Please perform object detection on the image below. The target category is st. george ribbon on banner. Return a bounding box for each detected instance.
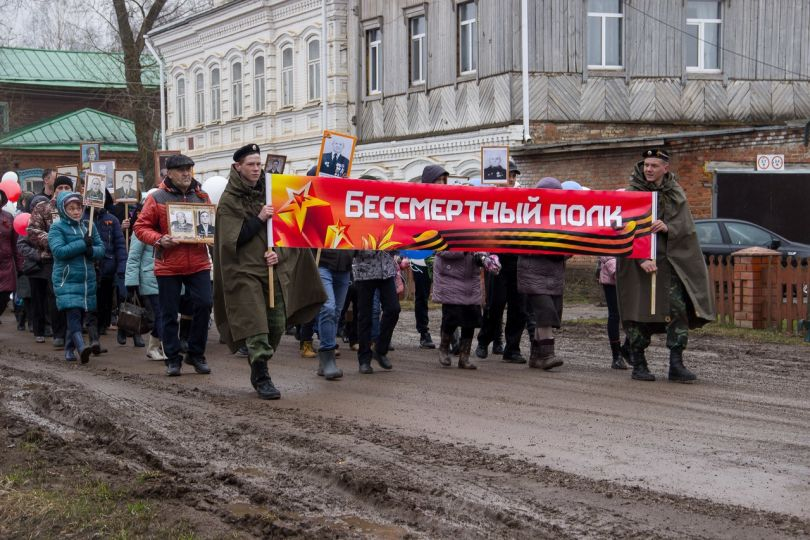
[269,175,655,259]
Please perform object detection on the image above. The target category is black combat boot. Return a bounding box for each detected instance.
[183,354,211,374]
[492,336,505,355]
[438,332,453,367]
[630,350,655,381]
[251,359,281,400]
[668,349,697,383]
[457,338,477,369]
[610,340,628,370]
[501,349,527,364]
[317,349,343,380]
[419,332,436,349]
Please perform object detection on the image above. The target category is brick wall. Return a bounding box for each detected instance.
[516,123,810,219]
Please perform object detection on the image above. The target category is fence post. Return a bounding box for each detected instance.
[731,247,780,330]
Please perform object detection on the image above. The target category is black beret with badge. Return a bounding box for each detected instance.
[165,154,195,169]
[233,143,261,162]
[642,148,670,161]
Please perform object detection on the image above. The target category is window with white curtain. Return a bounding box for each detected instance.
[194,71,204,125]
[409,16,426,85]
[231,60,242,117]
[686,0,721,72]
[587,0,623,69]
[253,55,265,113]
[366,28,381,94]
[308,39,321,101]
[210,67,221,121]
[458,2,477,74]
[175,76,186,128]
[281,46,294,106]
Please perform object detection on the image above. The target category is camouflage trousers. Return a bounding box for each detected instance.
[246,277,287,365]
[625,273,689,353]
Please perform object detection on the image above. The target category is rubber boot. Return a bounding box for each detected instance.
[535,339,562,370]
[146,335,167,360]
[71,332,92,364]
[630,350,656,381]
[457,338,477,370]
[87,324,107,356]
[178,316,192,353]
[251,359,281,400]
[133,333,145,347]
[116,327,127,345]
[610,340,628,370]
[64,337,77,362]
[668,349,696,383]
[438,332,453,367]
[300,340,317,358]
[317,349,343,380]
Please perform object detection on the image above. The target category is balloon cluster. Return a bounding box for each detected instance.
[0,171,21,203]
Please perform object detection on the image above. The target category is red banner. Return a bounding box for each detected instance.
[270,175,655,258]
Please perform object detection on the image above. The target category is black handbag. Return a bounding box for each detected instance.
[117,295,154,335]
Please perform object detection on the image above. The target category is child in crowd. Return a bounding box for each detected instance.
[48,192,104,363]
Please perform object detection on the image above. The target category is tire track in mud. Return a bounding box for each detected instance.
[1,347,809,539]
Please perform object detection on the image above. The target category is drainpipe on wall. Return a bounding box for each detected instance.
[520,0,531,143]
[322,0,328,130]
[144,36,167,151]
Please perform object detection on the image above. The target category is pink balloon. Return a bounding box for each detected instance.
[0,179,21,203]
[13,212,30,236]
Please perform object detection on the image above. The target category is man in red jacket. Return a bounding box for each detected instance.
[133,154,213,376]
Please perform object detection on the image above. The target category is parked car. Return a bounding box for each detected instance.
[695,218,810,259]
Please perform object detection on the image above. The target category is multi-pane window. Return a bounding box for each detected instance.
[194,72,204,125]
[253,55,265,113]
[308,39,321,101]
[231,60,242,117]
[175,76,186,128]
[366,28,381,95]
[210,67,221,121]
[409,16,426,85]
[686,0,721,72]
[281,47,294,106]
[458,2,477,74]
[587,0,623,69]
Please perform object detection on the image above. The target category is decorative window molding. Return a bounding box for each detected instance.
[210,67,221,122]
[231,60,243,117]
[176,76,186,129]
[281,45,294,107]
[307,38,321,101]
[409,15,426,86]
[194,71,205,125]
[366,27,382,95]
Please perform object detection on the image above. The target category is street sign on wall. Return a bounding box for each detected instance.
[756,154,785,171]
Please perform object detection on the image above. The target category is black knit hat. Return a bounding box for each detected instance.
[54,175,74,190]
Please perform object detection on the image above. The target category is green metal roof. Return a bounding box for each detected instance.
[0,108,138,152]
[0,46,159,88]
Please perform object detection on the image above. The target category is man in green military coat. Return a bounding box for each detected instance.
[213,144,325,399]
[616,148,715,383]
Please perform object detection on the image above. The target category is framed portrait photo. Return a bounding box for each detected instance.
[154,150,180,184]
[264,154,287,175]
[481,146,510,185]
[166,202,215,244]
[80,142,101,168]
[316,130,357,178]
[90,160,116,190]
[56,164,79,179]
[83,172,107,208]
[113,170,139,203]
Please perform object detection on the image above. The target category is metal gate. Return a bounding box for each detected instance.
[715,172,810,244]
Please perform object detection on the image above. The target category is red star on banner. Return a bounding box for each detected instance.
[277,181,330,231]
[324,218,354,248]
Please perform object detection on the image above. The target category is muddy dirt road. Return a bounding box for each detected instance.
[1,307,809,538]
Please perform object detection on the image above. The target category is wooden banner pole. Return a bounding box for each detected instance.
[124,203,130,248]
[266,174,275,309]
[88,206,95,236]
[650,270,657,315]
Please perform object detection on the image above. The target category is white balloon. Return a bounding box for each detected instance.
[2,171,19,182]
[201,176,228,205]
[3,201,15,214]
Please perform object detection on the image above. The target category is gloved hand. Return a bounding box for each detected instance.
[84,236,94,258]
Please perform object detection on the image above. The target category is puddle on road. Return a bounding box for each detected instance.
[338,515,409,539]
[226,502,274,517]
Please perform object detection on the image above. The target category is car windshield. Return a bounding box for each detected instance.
[726,222,773,246]
[696,222,723,244]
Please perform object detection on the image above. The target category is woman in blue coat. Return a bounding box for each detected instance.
[48,192,105,362]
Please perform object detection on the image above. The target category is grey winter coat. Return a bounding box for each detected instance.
[352,250,397,281]
[517,255,566,296]
[431,252,482,305]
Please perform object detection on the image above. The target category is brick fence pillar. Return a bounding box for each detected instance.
[731,247,781,329]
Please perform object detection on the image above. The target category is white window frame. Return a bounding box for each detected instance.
[307,38,321,102]
[231,60,243,117]
[366,28,382,95]
[686,1,722,73]
[253,55,266,113]
[458,1,477,75]
[175,76,186,129]
[210,67,221,122]
[409,16,426,86]
[587,2,624,70]
[281,46,294,107]
[194,71,205,125]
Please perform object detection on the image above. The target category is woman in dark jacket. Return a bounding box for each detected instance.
[0,188,23,318]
